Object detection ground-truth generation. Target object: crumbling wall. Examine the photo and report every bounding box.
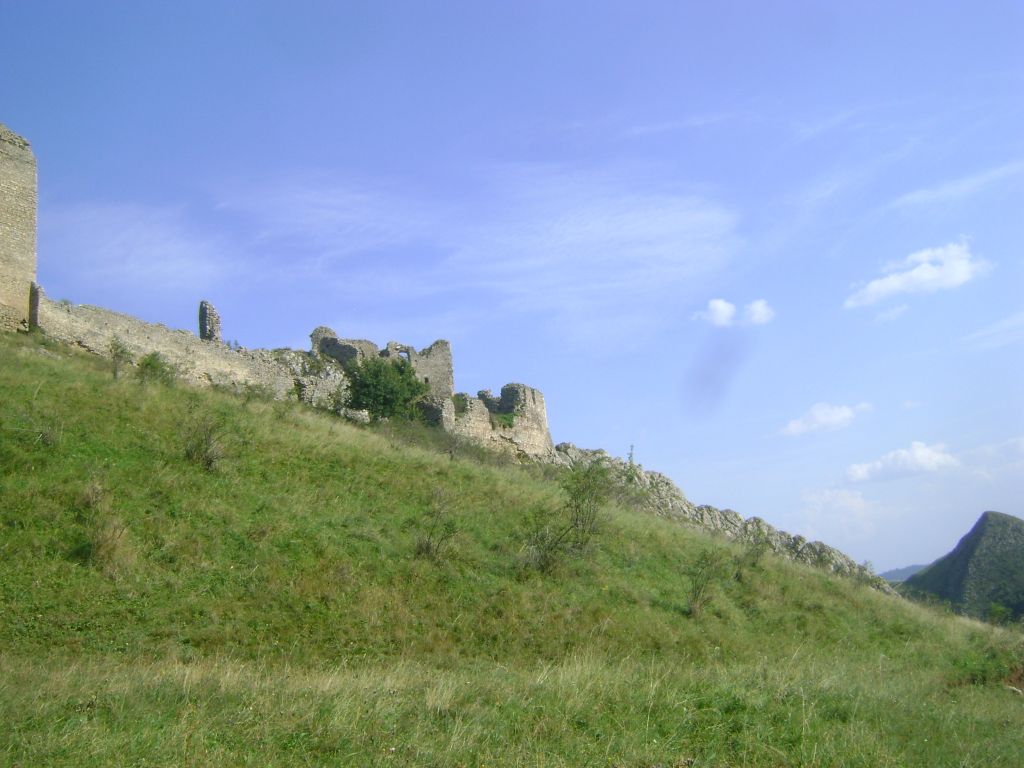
[381,339,454,399]
[198,300,222,343]
[0,125,37,331]
[35,289,333,402]
[450,382,555,458]
[312,326,380,366]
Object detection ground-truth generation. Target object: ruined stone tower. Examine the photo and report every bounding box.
[0,125,37,331]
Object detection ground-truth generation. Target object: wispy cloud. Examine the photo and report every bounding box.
[847,441,959,483]
[217,165,741,340]
[845,241,990,308]
[41,202,230,296]
[799,488,878,543]
[962,310,1024,349]
[744,299,775,325]
[874,304,908,324]
[218,173,440,268]
[790,107,869,143]
[782,402,871,437]
[891,160,1024,209]
[622,111,757,137]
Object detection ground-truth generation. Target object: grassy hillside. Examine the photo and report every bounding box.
[905,511,1024,621]
[2,330,1022,767]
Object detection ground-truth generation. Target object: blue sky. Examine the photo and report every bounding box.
[3,1,1022,570]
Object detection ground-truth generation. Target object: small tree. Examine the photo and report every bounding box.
[561,458,613,550]
[344,356,429,420]
[108,335,133,379]
[685,548,730,617]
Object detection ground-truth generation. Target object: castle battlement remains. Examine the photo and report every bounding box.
[0,122,557,459]
[0,125,37,332]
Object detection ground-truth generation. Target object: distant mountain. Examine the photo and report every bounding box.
[904,511,1024,620]
[880,564,927,583]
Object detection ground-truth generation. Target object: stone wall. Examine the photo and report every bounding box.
[34,289,344,404]
[0,125,37,332]
[381,339,454,400]
[450,382,555,458]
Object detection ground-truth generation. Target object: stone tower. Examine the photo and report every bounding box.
[0,124,37,332]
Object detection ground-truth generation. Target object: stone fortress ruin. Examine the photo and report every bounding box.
[0,125,37,332]
[0,123,553,460]
[0,122,888,588]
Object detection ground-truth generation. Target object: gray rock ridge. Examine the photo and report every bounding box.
[551,442,894,593]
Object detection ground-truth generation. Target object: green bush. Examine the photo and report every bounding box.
[344,356,428,420]
[135,351,177,385]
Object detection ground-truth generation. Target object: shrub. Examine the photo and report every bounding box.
[182,415,225,471]
[344,356,428,420]
[412,490,457,561]
[136,351,177,385]
[108,335,133,379]
[519,503,565,575]
[452,392,469,416]
[685,548,731,617]
[519,459,613,574]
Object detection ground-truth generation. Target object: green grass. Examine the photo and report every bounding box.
[1,330,1022,766]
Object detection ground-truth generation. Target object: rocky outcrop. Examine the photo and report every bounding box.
[552,442,893,591]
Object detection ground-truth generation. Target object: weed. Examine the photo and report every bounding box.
[489,411,515,429]
[182,414,226,471]
[241,382,276,405]
[412,490,457,561]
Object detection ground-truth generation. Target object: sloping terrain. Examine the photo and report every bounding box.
[1,331,1022,767]
[905,511,1024,620]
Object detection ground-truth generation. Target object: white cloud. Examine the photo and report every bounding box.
[961,310,1024,349]
[744,299,775,325]
[799,488,878,543]
[696,298,737,327]
[847,441,959,482]
[695,298,775,327]
[782,402,871,437]
[844,241,990,308]
[891,160,1024,209]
